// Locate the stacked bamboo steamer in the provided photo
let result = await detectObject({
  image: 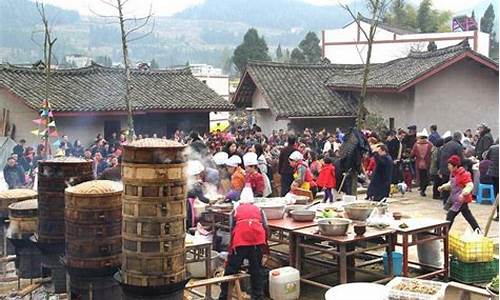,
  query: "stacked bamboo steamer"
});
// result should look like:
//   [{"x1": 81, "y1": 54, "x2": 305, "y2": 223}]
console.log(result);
[{"x1": 120, "y1": 138, "x2": 188, "y2": 287}]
